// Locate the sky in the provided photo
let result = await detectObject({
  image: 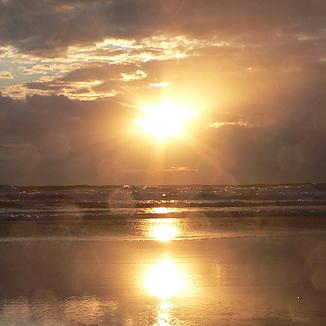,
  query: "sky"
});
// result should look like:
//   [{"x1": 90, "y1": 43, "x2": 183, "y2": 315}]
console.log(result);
[{"x1": 0, "y1": 0, "x2": 325, "y2": 186}]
